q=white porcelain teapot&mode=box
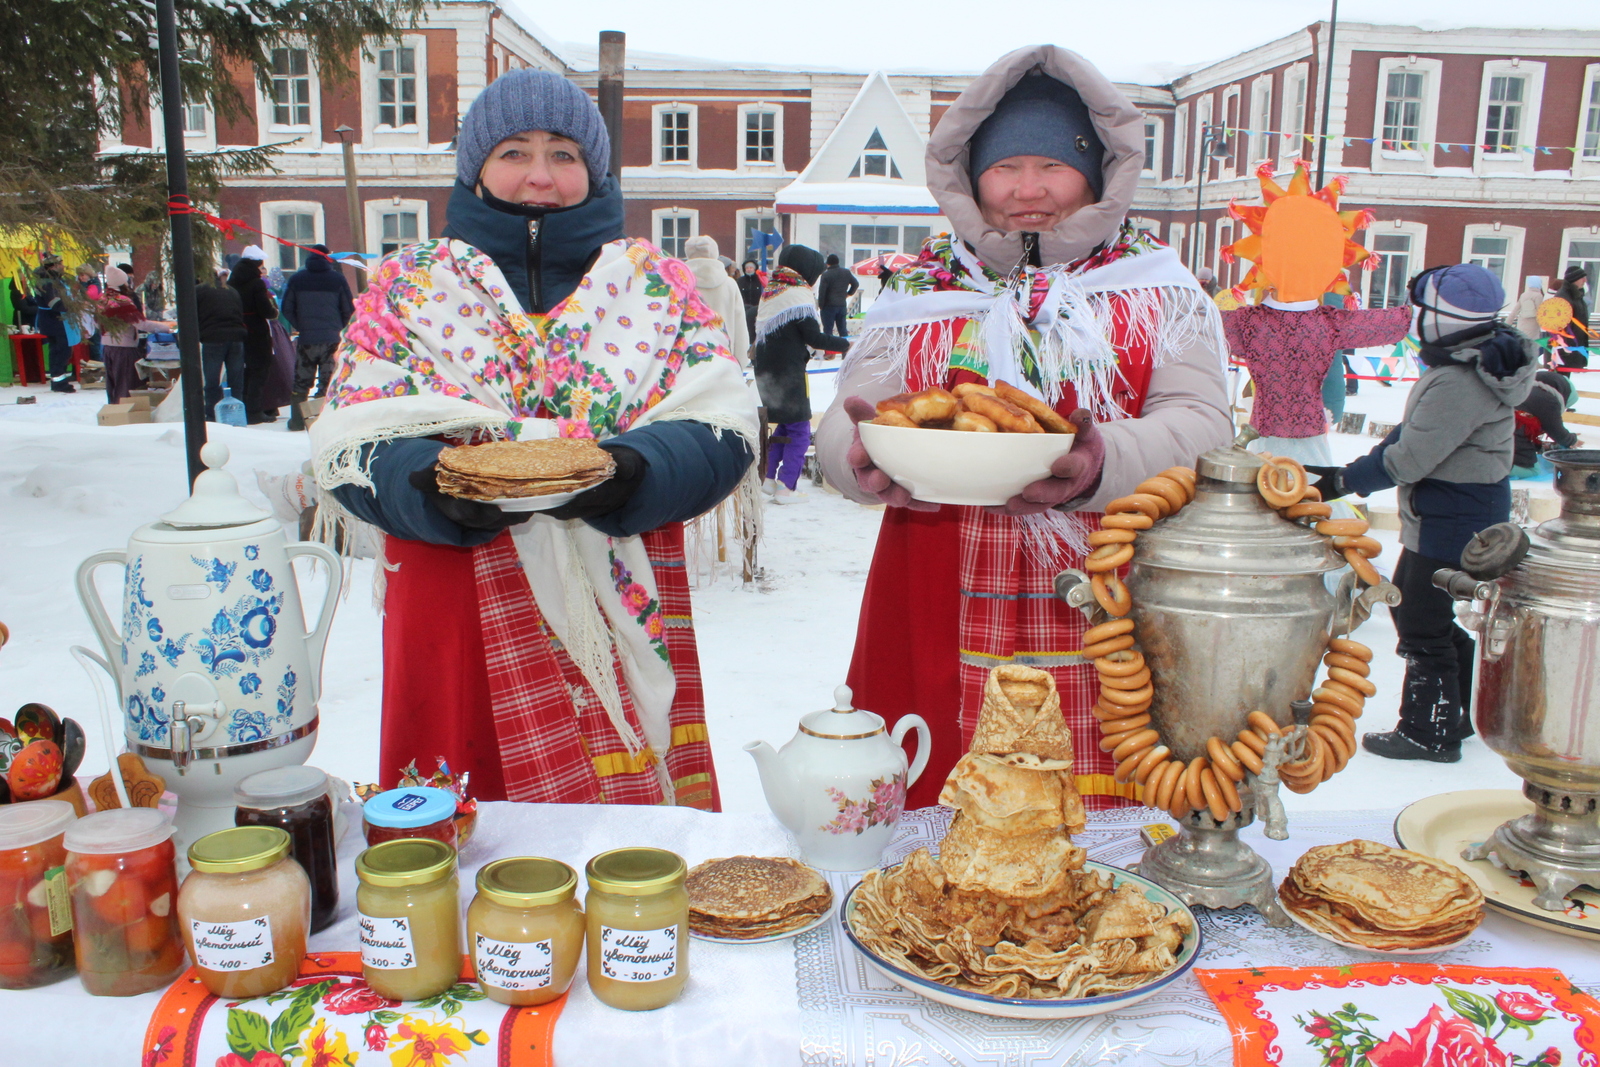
[76,442,340,842]
[744,686,929,871]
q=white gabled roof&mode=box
[794,71,928,187]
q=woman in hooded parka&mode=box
[312,70,756,809]
[817,45,1233,811]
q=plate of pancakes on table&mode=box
[856,381,1078,507]
[436,438,615,512]
[1280,839,1485,954]
[686,856,835,944]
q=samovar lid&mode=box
[1196,447,1266,487]
[160,442,273,529]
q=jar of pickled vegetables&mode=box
[467,857,583,1006]
[64,807,185,997]
[0,800,77,989]
[179,826,310,998]
[355,838,461,1001]
[584,848,688,1011]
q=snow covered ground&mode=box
[2,349,1590,824]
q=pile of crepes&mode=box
[437,438,615,500]
[1280,840,1484,950]
[870,380,1078,434]
[850,665,1192,1000]
[686,856,833,940]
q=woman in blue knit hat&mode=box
[312,69,756,808]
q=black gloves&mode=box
[544,444,647,521]
[407,466,533,532]
[1303,465,1348,502]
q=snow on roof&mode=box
[774,180,941,214]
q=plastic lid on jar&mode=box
[234,765,330,810]
[0,799,76,851]
[362,787,457,829]
[477,857,577,909]
[63,807,176,855]
[189,826,292,874]
[586,847,686,896]
[356,838,457,888]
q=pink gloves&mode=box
[844,397,939,510]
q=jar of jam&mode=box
[362,787,459,850]
[0,799,77,989]
[235,765,339,932]
[584,848,688,1011]
[468,857,583,1006]
[179,826,310,998]
[64,807,186,997]
[355,838,461,1001]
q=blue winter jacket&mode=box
[280,255,354,345]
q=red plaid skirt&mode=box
[379,525,718,809]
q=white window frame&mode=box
[364,198,430,260]
[1461,224,1524,312]
[1473,59,1545,177]
[1214,219,1234,284]
[737,103,782,171]
[1280,62,1310,169]
[1194,95,1214,180]
[651,207,699,258]
[1140,115,1163,178]
[148,93,216,152]
[651,103,698,168]
[1220,86,1241,178]
[1363,221,1428,310]
[259,201,324,271]
[359,35,428,148]
[259,44,319,142]
[1166,221,1186,262]
[1192,220,1208,274]
[1171,104,1188,180]
[1249,74,1273,168]
[735,209,780,264]
[1574,64,1600,178]
[1372,56,1442,172]
[1559,227,1600,287]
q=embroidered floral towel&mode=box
[142,953,563,1067]
[1196,964,1600,1067]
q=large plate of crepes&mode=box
[840,665,1200,1019]
[437,437,615,512]
[857,381,1077,506]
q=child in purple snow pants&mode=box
[766,419,811,490]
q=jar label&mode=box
[189,916,275,971]
[359,913,416,970]
[598,924,679,984]
[475,934,553,991]
[43,866,71,937]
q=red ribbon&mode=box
[166,196,358,267]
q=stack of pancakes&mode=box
[1280,839,1484,950]
[436,438,615,501]
[686,856,833,940]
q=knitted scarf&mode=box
[753,266,818,342]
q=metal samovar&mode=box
[1057,431,1399,924]
[1436,449,1600,910]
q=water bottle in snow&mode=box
[215,387,247,427]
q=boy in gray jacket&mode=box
[1308,264,1536,762]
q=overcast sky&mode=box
[527,0,1600,83]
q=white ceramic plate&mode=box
[840,860,1201,1020]
[1394,788,1600,942]
[857,421,1076,507]
[1281,900,1475,955]
[482,487,590,512]
[690,906,834,945]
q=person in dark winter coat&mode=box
[196,268,247,420]
[753,244,850,502]
[815,254,859,339]
[1512,369,1579,475]
[97,265,174,404]
[737,260,764,342]
[280,244,355,429]
[1557,265,1590,367]
[32,254,76,392]
[229,247,279,423]
[1307,264,1537,763]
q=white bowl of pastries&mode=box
[858,382,1077,506]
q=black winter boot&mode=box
[1362,730,1461,762]
[1366,658,1464,761]
[285,391,309,432]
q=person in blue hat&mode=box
[1306,263,1537,762]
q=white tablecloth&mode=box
[5,801,1597,1065]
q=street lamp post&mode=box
[335,125,365,289]
[1191,125,1233,273]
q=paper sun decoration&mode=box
[1221,160,1379,308]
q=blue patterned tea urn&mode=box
[76,442,341,843]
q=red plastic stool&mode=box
[10,334,46,386]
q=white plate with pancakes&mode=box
[691,907,833,945]
[437,437,614,512]
[686,856,835,944]
[483,487,590,512]
[1282,899,1474,955]
[1395,788,1600,942]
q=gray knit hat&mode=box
[456,69,610,190]
[968,73,1105,198]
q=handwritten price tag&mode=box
[358,914,416,970]
[598,925,679,984]
[189,916,275,971]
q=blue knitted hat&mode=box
[1411,264,1504,346]
[457,70,610,190]
[968,74,1105,197]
